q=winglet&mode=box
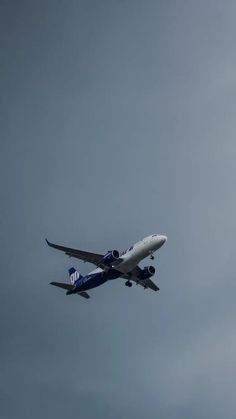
[45,238,51,246]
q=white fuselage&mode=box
[90,234,167,276]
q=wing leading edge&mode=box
[46,239,103,266]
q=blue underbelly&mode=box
[76,269,121,292]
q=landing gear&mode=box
[125,280,132,288]
[149,251,155,260]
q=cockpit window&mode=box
[152,234,157,237]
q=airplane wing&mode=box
[77,291,90,299]
[124,266,160,291]
[46,239,103,266]
[142,277,160,291]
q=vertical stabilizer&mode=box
[68,267,82,285]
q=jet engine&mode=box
[102,250,119,266]
[139,266,155,279]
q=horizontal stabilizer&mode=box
[50,282,74,291]
[77,291,90,299]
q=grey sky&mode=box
[1,1,236,418]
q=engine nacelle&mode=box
[102,250,119,266]
[139,266,155,280]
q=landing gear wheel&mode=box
[125,280,132,288]
[149,250,155,260]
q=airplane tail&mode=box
[68,267,82,285]
[68,268,90,298]
[50,268,89,298]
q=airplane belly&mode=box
[78,273,107,291]
[116,257,140,273]
[116,245,150,273]
[76,268,121,292]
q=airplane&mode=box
[46,234,167,299]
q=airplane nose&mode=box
[159,235,167,246]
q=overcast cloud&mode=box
[1,1,236,418]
